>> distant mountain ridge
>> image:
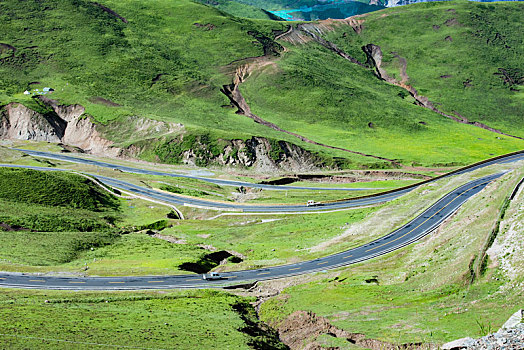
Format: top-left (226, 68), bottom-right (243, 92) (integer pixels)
top-left (223, 0), bottom-right (524, 20)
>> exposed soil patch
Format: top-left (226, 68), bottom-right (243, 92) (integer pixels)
top-left (444, 18), bottom-right (460, 26)
top-left (260, 170), bottom-right (430, 186)
top-left (440, 74), bottom-right (453, 79)
top-left (194, 23), bottom-right (215, 31)
top-left (150, 233), bottom-right (186, 244)
top-left (88, 97), bottom-right (121, 107)
top-left (391, 52), bottom-right (409, 84)
top-left (151, 73), bottom-right (164, 85)
top-left (463, 79), bottom-right (473, 88)
top-left (91, 2), bottom-right (128, 23)
top-left (432, 25), bottom-right (440, 30)
top-left (0, 222), bottom-right (31, 232)
top-left (0, 43), bottom-right (16, 60)
top-left (276, 310), bottom-right (427, 350)
top-left (445, 35), bottom-right (453, 42)
top-left (232, 302), bottom-right (288, 350)
top-left (494, 68), bottom-right (524, 87)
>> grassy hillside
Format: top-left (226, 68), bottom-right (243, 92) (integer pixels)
top-left (320, 0), bottom-right (524, 135)
top-left (193, 0), bottom-right (284, 20)
top-left (0, 0), bottom-right (385, 168)
top-left (259, 165), bottom-right (524, 346)
top-left (0, 168), bottom-right (118, 210)
top-left (0, 168), bottom-right (122, 266)
top-left (0, 0), bottom-right (522, 169)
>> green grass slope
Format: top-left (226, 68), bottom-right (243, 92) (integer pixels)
top-left (0, 168), bottom-right (118, 210)
top-left (194, 0), bottom-right (284, 20)
top-left (259, 165), bottom-right (524, 345)
top-left (0, 168), bottom-right (122, 267)
top-left (321, 0), bottom-right (524, 136)
top-left (0, 0), bottom-right (383, 167)
top-left (242, 42), bottom-right (521, 166)
top-left (0, 0), bottom-right (522, 168)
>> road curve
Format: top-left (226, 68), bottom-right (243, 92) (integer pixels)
top-left (0, 164), bottom-right (411, 212)
top-left (4, 149), bottom-right (524, 212)
top-left (0, 172), bottom-right (508, 290)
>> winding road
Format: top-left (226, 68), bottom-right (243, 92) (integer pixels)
top-left (4, 149), bottom-right (524, 212)
top-left (0, 150), bottom-right (522, 289)
top-left (12, 149), bottom-right (381, 191)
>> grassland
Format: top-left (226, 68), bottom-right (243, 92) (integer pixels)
top-left (321, 0), bottom-right (524, 135)
top-left (259, 163), bottom-right (524, 345)
top-left (0, 289), bottom-right (285, 349)
top-left (193, 0), bottom-right (284, 20)
top-left (241, 1), bottom-right (524, 166)
top-left (0, 168), bottom-right (118, 210)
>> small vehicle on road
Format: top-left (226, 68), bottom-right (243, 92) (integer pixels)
top-left (202, 272), bottom-right (223, 280)
top-left (306, 200), bottom-right (322, 207)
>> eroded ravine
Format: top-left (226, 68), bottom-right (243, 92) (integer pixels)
top-left (220, 58), bottom-right (400, 166)
top-left (281, 22), bottom-right (523, 141)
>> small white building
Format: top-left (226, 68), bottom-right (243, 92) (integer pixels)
top-left (23, 90), bottom-right (30, 95)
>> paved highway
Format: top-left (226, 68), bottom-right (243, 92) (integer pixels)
top-left (0, 172), bottom-right (510, 290)
top-left (2, 149), bottom-right (523, 212)
top-left (0, 164), bottom-right (410, 212)
top-left (12, 148), bottom-right (381, 191)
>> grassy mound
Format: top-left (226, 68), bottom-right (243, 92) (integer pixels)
top-left (0, 168), bottom-right (122, 267)
top-left (0, 168), bottom-right (118, 210)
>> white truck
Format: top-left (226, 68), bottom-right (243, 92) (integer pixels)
top-left (306, 200), bottom-right (322, 207)
top-left (202, 272), bottom-right (223, 280)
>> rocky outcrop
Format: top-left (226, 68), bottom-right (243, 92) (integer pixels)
top-left (442, 309), bottom-right (524, 349)
top-left (178, 136), bottom-right (325, 172)
top-left (39, 96), bottom-right (118, 155)
top-left (219, 137), bottom-right (322, 172)
top-left (500, 309), bottom-right (523, 332)
top-left (0, 103), bottom-right (64, 142)
top-left (0, 98), bottom-right (119, 156)
top-left (0, 98), bottom-right (338, 172)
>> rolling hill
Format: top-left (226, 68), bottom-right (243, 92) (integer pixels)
top-left (0, 0), bottom-right (522, 170)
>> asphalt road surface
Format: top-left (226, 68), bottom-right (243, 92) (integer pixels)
top-left (12, 148), bottom-right (381, 191)
top-left (0, 172), bottom-right (509, 290)
top-left (15, 148), bottom-right (523, 191)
